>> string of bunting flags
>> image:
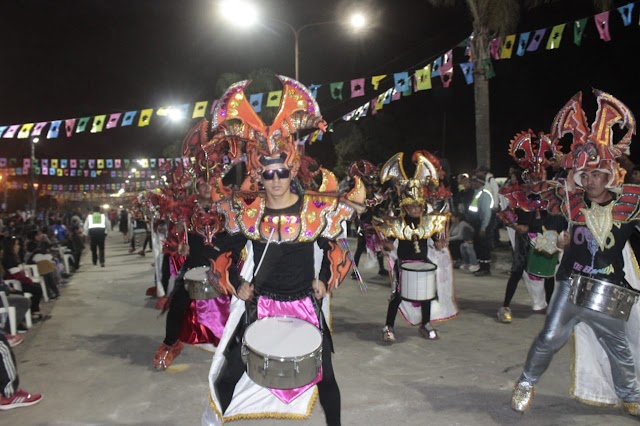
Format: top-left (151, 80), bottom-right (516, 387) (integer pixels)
top-left (0, 157), bottom-right (194, 179)
top-left (4, 181), bottom-right (160, 193)
top-left (0, 2), bottom-right (637, 150)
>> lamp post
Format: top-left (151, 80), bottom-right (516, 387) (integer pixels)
top-left (220, 2), bottom-right (367, 81)
top-left (30, 137), bottom-right (39, 215)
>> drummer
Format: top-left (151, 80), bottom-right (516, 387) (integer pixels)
top-left (511, 90), bottom-right (640, 419)
top-left (151, 177), bottom-right (232, 370)
top-left (200, 75), bottom-right (365, 425)
top-left (375, 151), bottom-right (450, 342)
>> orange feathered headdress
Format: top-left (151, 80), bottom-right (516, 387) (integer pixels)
top-left (209, 75), bottom-right (327, 179)
top-left (554, 89), bottom-right (635, 188)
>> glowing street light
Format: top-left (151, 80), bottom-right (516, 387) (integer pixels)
top-left (220, 1), bottom-right (368, 81)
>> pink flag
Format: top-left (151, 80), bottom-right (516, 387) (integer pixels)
top-left (65, 119), bottom-right (77, 137)
top-left (350, 78), bottom-right (365, 98)
top-left (106, 113), bottom-right (122, 129)
top-left (594, 12), bottom-right (611, 41)
top-left (32, 122), bottom-right (48, 136)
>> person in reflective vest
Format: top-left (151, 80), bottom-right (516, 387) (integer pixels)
top-left (83, 206), bottom-right (110, 267)
top-left (467, 173), bottom-right (495, 276)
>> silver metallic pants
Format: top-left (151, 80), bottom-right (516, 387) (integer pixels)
top-left (519, 279), bottom-right (640, 402)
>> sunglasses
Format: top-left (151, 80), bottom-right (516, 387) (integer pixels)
top-left (261, 168), bottom-right (290, 180)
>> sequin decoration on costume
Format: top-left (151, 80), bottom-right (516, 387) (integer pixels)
top-left (582, 201), bottom-right (615, 251)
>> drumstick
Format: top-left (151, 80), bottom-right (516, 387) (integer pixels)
top-left (563, 179), bottom-right (572, 236)
top-left (254, 227), bottom-right (275, 279)
top-left (339, 238), bottom-right (367, 293)
top-left (183, 220), bottom-right (189, 246)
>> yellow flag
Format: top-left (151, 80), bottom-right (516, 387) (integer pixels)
top-left (500, 35), bottom-right (516, 58)
top-left (51, 159), bottom-right (58, 168)
top-left (266, 91), bottom-right (282, 107)
top-left (371, 75), bottom-right (386, 90)
top-left (414, 66), bottom-right (432, 91)
top-left (546, 24), bottom-right (566, 50)
top-left (138, 109), bottom-right (153, 127)
top-left (17, 123), bottom-right (35, 139)
top-left (375, 93), bottom-right (385, 110)
top-left (91, 115), bottom-right (106, 133)
top-left (192, 101), bottom-right (208, 118)
top-left (97, 159), bottom-right (104, 169)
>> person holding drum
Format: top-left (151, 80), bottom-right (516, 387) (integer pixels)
top-left (200, 75), bottom-right (365, 426)
top-left (152, 131), bottom-right (231, 370)
top-left (375, 152), bottom-right (450, 342)
top-left (511, 90), bottom-right (640, 419)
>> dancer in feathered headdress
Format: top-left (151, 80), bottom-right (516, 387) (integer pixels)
top-left (150, 118), bottom-right (231, 371)
top-left (201, 75), bottom-right (365, 425)
top-left (511, 90), bottom-right (640, 420)
top-left (374, 151), bottom-right (457, 343)
top-left (496, 130), bottom-right (562, 323)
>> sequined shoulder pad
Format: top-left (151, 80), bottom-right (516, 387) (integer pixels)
top-left (613, 185), bottom-right (640, 222)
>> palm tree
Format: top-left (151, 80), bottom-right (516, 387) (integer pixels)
top-left (427, 0), bottom-right (612, 169)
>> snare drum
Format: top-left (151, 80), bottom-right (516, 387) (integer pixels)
top-left (525, 245), bottom-right (559, 278)
top-left (242, 316), bottom-right (322, 390)
top-left (400, 261), bottom-right (437, 301)
top-left (568, 274), bottom-right (639, 321)
top-left (184, 266), bottom-right (220, 300)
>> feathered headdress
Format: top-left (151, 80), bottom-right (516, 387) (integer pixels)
top-left (508, 129), bottom-right (559, 183)
top-left (209, 75), bottom-right (327, 180)
top-left (380, 151), bottom-right (439, 207)
top-left (554, 89), bottom-right (635, 188)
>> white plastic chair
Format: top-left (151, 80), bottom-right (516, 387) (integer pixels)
top-left (57, 246), bottom-right (73, 274)
top-left (5, 279), bottom-right (33, 329)
top-left (0, 291), bottom-right (17, 335)
top-left (21, 263), bottom-right (49, 302)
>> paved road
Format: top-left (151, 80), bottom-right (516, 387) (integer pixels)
top-left (8, 233), bottom-right (639, 425)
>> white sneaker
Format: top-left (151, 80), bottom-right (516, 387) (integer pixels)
top-left (468, 264), bottom-right (480, 273)
top-left (382, 326), bottom-right (396, 342)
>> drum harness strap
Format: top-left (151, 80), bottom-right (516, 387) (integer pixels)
top-left (245, 228), bottom-right (325, 334)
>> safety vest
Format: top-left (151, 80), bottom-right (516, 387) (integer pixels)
top-left (88, 213), bottom-right (106, 229)
top-left (468, 189), bottom-right (494, 213)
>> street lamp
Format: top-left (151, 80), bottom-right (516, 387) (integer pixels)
top-left (220, 1), bottom-right (367, 80)
top-left (30, 137), bottom-right (39, 215)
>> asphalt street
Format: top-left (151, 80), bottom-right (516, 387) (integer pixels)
top-left (7, 233), bottom-right (640, 425)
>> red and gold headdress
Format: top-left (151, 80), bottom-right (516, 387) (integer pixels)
top-left (348, 160), bottom-right (378, 183)
top-left (209, 75), bottom-right (327, 180)
top-left (508, 129), bottom-right (559, 183)
top-left (554, 89), bottom-right (635, 188)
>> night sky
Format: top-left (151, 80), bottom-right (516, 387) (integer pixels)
top-left (2, 0), bottom-right (640, 187)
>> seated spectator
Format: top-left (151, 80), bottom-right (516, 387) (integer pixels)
top-left (50, 220), bottom-right (67, 243)
top-left (61, 225), bottom-right (84, 271)
top-left (0, 236), bottom-right (47, 321)
top-left (25, 240), bottom-right (60, 300)
top-left (449, 213), bottom-right (479, 272)
top-left (0, 277), bottom-right (31, 334)
top-left (0, 331), bottom-right (43, 410)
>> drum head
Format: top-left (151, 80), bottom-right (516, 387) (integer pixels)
top-left (244, 317), bottom-right (321, 357)
top-left (401, 261), bottom-right (437, 272)
top-left (184, 266), bottom-right (210, 281)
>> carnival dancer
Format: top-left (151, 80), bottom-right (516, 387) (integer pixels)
top-left (348, 160), bottom-right (388, 278)
top-left (511, 90), bottom-right (640, 418)
top-left (151, 121), bottom-right (233, 370)
top-left (375, 151), bottom-right (457, 342)
top-left (496, 130), bottom-right (562, 323)
top-left (200, 75), bottom-right (364, 425)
